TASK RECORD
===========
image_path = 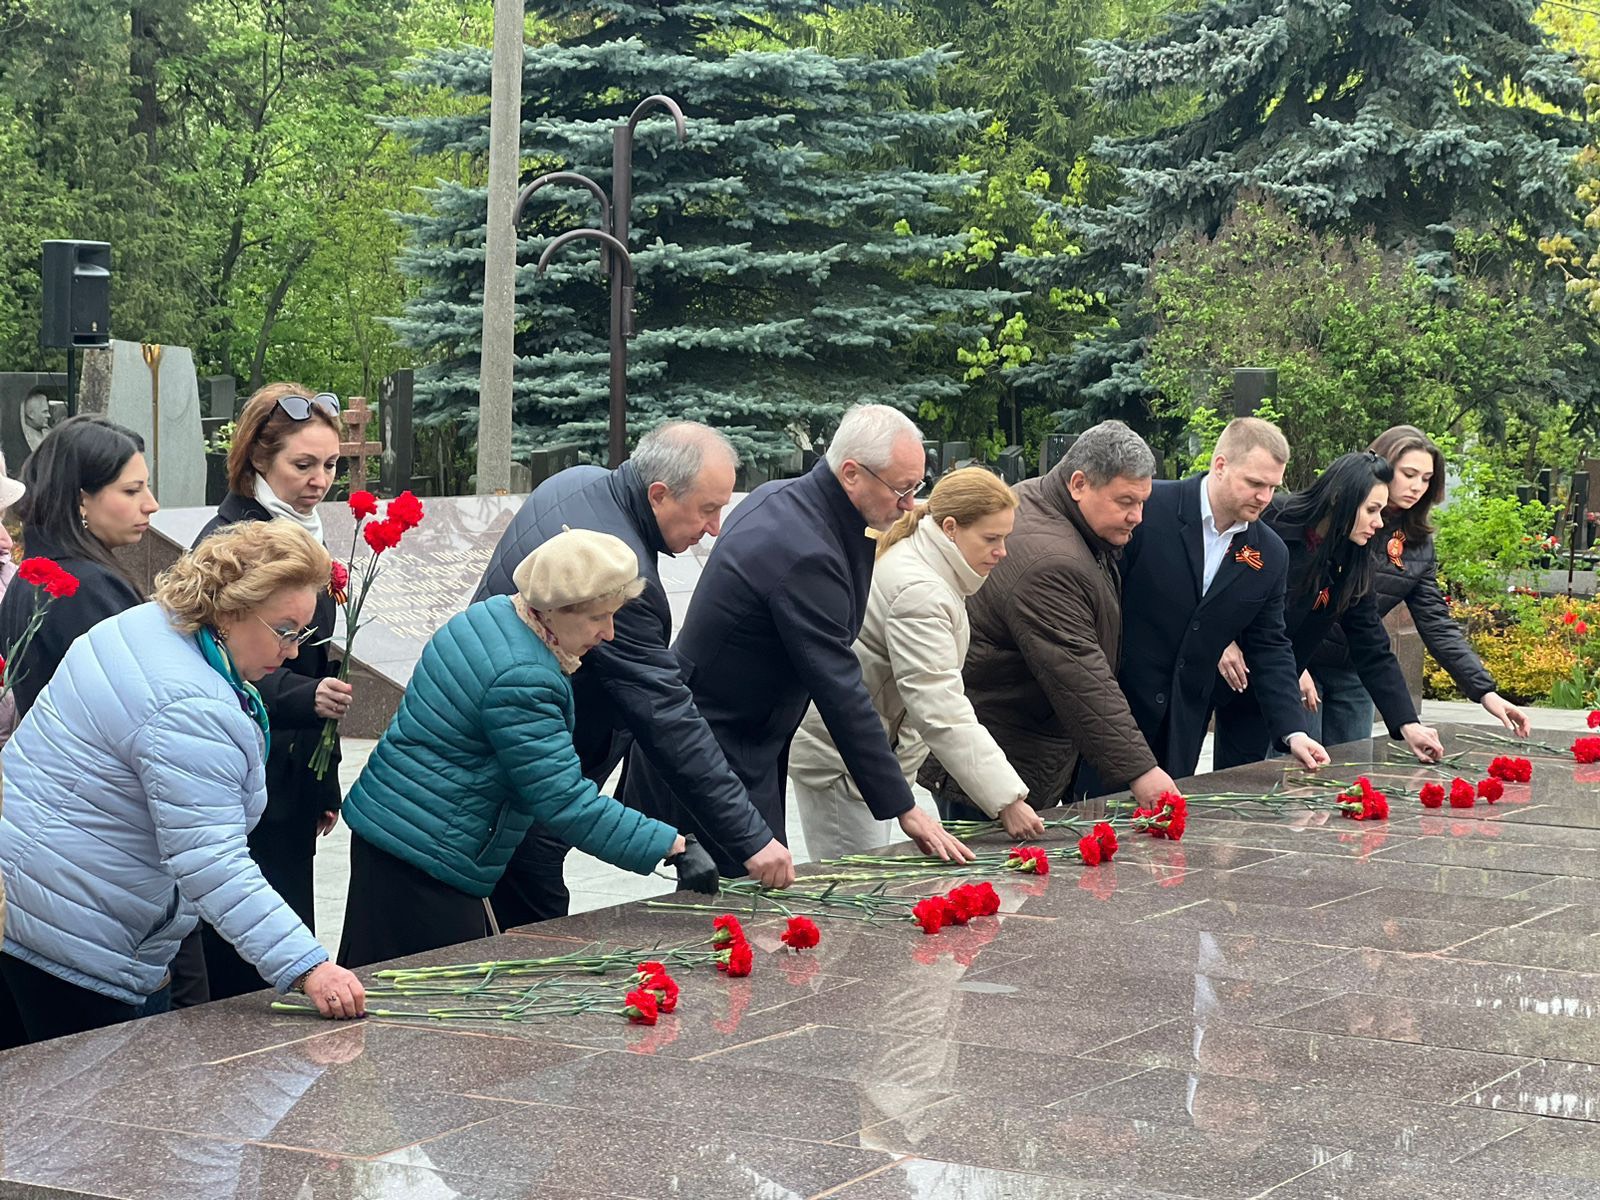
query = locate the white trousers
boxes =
[793,776,895,862]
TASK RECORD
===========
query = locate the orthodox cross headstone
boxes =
[341,395,383,489]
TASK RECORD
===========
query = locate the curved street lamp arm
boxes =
[513,171,612,228]
[628,94,687,142]
[536,228,636,287]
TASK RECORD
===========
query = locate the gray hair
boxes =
[631,421,739,496]
[824,404,923,474]
[1060,420,1156,487]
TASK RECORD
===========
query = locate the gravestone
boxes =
[200,375,237,420]
[1230,367,1278,416]
[527,442,580,488]
[939,441,970,474]
[378,369,416,496]
[77,340,205,507]
[0,372,66,473]
[1040,432,1071,475]
[997,445,1025,484]
[734,460,771,492]
[508,461,533,493]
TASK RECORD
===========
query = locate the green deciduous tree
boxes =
[1147,198,1581,485]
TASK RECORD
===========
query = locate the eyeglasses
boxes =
[275,393,340,422]
[860,462,926,503]
[258,616,317,649]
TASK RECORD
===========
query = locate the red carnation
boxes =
[1420,782,1445,808]
[1477,777,1504,803]
[780,915,820,951]
[44,569,79,599]
[1448,778,1476,808]
[959,882,1000,917]
[711,914,745,947]
[1150,792,1188,840]
[1590,711,1600,729]
[946,885,982,924]
[636,960,666,975]
[912,896,947,935]
[387,490,425,531]
[641,970,679,1013]
[1574,737,1600,765]
[363,517,404,555]
[1007,846,1050,875]
[1488,756,1532,783]
[716,941,753,976]
[1092,822,1119,859]
[17,557,55,587]
[1077,835,1103,866]
[349,490,378,519]
[622,988,659,1025]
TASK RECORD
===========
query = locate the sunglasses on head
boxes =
[275,393,340,422]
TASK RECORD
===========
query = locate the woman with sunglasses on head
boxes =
[1212,451,1446,769]
[0,416,158,723]
[186,383,354,1001]
[1305,426,1531,746]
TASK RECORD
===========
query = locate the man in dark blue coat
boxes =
[623,405,974,874]
[1118,418,1330,779]
[474,422,793,925]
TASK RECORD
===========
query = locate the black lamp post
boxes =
[515,95,687,468]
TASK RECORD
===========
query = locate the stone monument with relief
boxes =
[77,339,205,507]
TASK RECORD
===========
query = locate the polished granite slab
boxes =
[3,723,1599,1199]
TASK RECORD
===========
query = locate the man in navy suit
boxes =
[1118,418,1330,779]
[624,405,974,873]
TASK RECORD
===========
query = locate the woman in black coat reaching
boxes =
[189,382,355,1000]
[0,416,158,722]
[1306,426,1530,746]
[1212,451,1445,769]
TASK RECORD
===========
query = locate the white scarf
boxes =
[253,474,324,543]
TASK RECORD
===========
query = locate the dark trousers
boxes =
[337,833,490,969]
[1211,693,1271,771]
[488,828,572,930]
[200,819,318,1001]
[0,953,141,1046]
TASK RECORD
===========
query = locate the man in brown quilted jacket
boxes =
[921,420,1179,816]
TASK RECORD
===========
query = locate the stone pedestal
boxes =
[1383,602,1424,709]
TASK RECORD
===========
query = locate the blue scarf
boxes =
[195,626,271,756]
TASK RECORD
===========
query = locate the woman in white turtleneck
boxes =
[185,383,355,1001]
[788,467,1039,860]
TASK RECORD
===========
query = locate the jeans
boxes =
[1308,662,1379,750]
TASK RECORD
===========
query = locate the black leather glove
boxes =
[666,834,720,895]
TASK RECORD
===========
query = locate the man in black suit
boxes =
[624,404,974,873]
[473,421,794,923]
[1118,418,1330,778]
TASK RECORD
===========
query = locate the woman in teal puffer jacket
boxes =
[338,528,718,967]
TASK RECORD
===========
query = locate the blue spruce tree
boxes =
[1014,0,1590,421]
[387,2,1013,466]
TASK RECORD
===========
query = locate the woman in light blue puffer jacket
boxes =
[0,520,366,1044]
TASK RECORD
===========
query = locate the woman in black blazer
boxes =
[1212,451,1444,768]
[1308,426,1530,745]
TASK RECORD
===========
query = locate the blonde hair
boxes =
[877,466,1018,559]
[155,520,332,633]
[1214,416,1290,465]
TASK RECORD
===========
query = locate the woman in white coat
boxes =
[789,467,1039,859]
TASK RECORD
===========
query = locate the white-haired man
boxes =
[625,405,973,870]
[474,421,794,922]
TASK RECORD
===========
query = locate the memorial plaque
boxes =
[0,371,65,472]
[1040,431,1071,475]
[527,442,580,488]
[939,440,969,474]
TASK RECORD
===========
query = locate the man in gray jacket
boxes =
[474,422,793,926]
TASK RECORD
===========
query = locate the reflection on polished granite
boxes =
[3,724,1600,1198]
